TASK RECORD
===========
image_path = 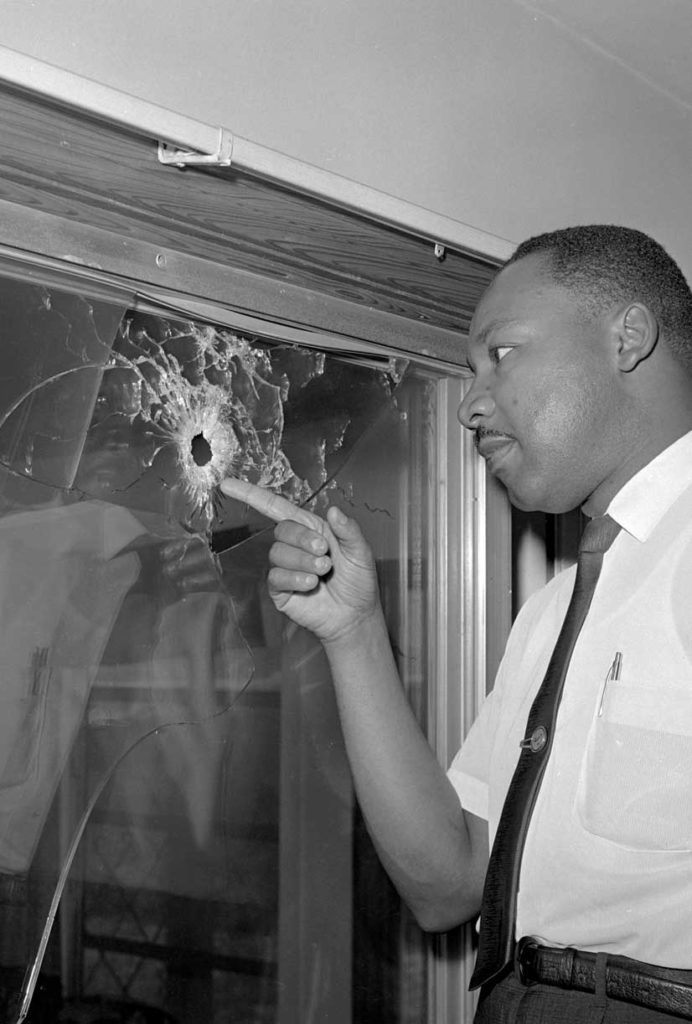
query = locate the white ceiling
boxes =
[517,0,692,111]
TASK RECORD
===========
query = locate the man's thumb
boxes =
[326,505,364,550]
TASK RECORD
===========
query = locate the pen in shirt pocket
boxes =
[597,651,622,717]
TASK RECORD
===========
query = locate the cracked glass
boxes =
[0,267,444,1024]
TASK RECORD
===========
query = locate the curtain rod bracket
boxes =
[158,127,234,168]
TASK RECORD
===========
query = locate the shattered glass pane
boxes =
[0,269,442,1023]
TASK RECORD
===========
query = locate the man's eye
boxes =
[492,346,513,362]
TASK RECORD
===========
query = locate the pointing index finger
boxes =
[220,478,323,532]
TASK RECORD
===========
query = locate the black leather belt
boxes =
[515,938,692,1020]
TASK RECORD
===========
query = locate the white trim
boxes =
[428,377,487,1023]
[0,44,514,263]
[0,45,216,153]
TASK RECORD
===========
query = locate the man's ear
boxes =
[612,302,659,372]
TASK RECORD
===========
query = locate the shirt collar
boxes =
[606,430,692,542]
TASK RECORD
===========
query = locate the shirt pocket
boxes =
[575,679,692,851]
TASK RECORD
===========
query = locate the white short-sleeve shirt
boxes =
[448,430,692,969]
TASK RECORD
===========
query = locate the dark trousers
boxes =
[474,969,682,1023]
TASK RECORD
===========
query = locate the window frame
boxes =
[0,198,512,1022]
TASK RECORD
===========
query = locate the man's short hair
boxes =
[507,224,692,373]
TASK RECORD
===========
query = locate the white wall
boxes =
[2,0,692,273]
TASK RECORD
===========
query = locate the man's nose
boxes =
[457,380,496,430]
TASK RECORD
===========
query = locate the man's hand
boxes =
[219,479,380,645]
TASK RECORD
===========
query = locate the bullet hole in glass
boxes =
[191,432,213,467]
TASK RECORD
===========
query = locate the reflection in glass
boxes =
[0,271,445,1023]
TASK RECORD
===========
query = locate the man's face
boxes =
[458,253,625,513]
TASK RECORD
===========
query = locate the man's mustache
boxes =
[473,427,515,450]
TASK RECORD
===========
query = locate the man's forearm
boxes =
[322,605,487,929]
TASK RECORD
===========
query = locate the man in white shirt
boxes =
[222,225,692,1022]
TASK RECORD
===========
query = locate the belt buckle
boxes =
[514,936,539,986]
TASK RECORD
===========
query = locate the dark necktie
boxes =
[470,513,622,990]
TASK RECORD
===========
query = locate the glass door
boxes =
[0,264,488,1024]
